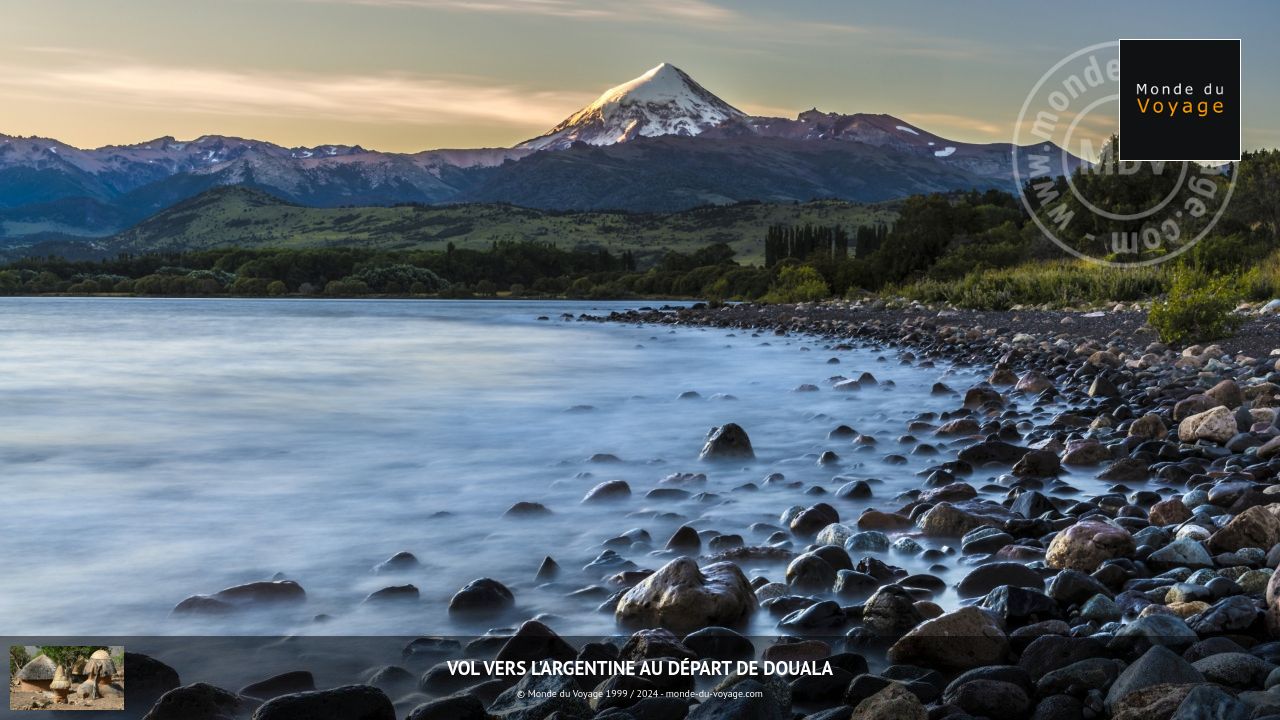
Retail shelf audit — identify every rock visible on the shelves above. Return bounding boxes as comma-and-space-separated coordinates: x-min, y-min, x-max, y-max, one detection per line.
497, 620, 578, 663
1113, 613, 1199, 650
1017, 635, 1107, 678
124, 652, 181, 712
1192, 652, 1273, 688
1046, 521, 1135, 572
1129, 413, 1169, 440
700, 424, 754, 460
1110, 684, 1196, 720
1016, 372, 1054, 394
1089, 374, 1120, 398
834, 570, 880, 600
505, 501, 552, 517
785, 553, 837, 592
489, 674, 589, 720
1061, 439, 1111, 465
1036, 658, 1122, 697
448, 578, 514, 616
943, 679, 1030, 720
1169, 684, 1250, 720
1046, 569, 1112, 606
957, 439, 1025, 464
1206, 379, 1244, 409
251, 685, 394, 720
1079, 594, 1122, 623
666, 526, 701, 553
683, 627, 754, 661
1011, 490, 1055, 518
363, 584, 418, 603
937, 418, 981, 435
857, 510, 913, 531
862, 585, 925, 637
850, 682, 926, 720
1104, 646, 1204, 711
1189, 595, 1261, 634
240, 671, 316, 701
175, 580, 306, 614
1149, 498, 1192, 526
979, 585, 1059, 625
957, 562, 1044, 598
583, 480, 631, 503
406, 695, 487, 720
917, 502, 988, 537
1012, 450, 1062, 478
886, 606, 1009, 671
364, 666, 414, 696
815, 523, 855, 547
373, 551, 419, 573
779, 600, 846, 631
1032, 694, 1085, 720
615, 557, 755, 633
845, 531, 891, 552
1207, 505, 1280, 553
791, 504, 840, 536
1148, 538, 1215, 570
1177, 406, 1237, 444
142, 683, 244, 720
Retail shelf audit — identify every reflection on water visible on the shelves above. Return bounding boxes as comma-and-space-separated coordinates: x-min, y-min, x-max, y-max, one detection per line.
0, 297, 1004, 637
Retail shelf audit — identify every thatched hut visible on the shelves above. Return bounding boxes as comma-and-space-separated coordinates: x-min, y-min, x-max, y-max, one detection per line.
15, 654, 57, 693
80, 649, 118, 700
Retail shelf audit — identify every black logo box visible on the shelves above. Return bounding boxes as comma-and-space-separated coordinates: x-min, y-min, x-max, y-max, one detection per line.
1119, 39, 1241, 162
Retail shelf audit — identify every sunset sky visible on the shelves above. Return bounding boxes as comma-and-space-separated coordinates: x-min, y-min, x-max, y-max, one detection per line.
3, 0, 1278, 153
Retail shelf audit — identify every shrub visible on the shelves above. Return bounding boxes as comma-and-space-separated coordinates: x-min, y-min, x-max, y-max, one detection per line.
763, 265, 831, 304
323, 278, 370, 296
1147, 266, 1243, 345
267, 280, 288, 296
352, 264, 447, 293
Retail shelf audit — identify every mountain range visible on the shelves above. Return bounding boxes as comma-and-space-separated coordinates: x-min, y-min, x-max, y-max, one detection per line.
0, 63, 1079, 250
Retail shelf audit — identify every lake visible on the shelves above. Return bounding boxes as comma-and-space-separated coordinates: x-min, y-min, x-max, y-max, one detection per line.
0, 297, 987, 638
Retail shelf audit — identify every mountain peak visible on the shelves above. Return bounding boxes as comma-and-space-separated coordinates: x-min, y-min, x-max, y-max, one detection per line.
517, 63, 744, 151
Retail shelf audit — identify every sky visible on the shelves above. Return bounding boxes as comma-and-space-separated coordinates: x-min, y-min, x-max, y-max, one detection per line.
2, 0, 1277, 153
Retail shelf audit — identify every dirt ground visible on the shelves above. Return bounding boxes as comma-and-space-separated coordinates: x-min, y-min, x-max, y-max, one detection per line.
9, 688, 125, 712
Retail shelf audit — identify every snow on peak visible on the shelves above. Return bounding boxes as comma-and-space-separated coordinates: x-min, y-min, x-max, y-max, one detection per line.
518, 63, 745, 151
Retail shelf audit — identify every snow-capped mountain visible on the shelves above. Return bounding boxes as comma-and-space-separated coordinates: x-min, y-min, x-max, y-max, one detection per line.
0, 62, 1082, 244
517, 63, 746, 151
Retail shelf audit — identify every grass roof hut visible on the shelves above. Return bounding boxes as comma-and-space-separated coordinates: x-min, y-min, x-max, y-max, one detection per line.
81, 649, 118, 700
15, 654, 57, 694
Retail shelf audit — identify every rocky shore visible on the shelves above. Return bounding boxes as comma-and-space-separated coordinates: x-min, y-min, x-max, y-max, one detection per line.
119, 299, 1280, 719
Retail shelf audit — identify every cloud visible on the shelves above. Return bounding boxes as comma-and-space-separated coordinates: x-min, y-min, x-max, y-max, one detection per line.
298, 0, 736, 22
900, 112, 1007, 137
0, 61, 592, 129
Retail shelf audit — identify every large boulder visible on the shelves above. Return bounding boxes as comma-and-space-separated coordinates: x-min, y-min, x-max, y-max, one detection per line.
1177, 406, 1237, 444
447, 578, 514, 616
124, 652, 181, 712
143, 683, 245, 720
174, 580, 306, 614
886, 606, 1010, 671
489, 674, 590, 720
1045, 521, 1135, 572
700, 424, 754, 460
1206, 505, 1280, 553
615, 557, 755, 633
252, 685, 394, 720
850, 682, 926, 720
1104, 646, 1204, 712
862, 585, 926, 637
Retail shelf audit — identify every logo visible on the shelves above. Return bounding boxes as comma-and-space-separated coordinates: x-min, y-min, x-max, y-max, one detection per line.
1012, 41, 1238, 267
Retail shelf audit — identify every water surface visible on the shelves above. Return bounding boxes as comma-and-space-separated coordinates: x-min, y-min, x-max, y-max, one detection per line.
0, 298, 994, 637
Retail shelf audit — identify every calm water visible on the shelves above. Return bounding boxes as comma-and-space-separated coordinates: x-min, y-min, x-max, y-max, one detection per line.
0, 297, 998, 638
